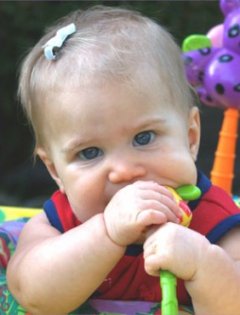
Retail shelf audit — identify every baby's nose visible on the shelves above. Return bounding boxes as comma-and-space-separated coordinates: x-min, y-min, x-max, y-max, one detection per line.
108, 159, 147, 184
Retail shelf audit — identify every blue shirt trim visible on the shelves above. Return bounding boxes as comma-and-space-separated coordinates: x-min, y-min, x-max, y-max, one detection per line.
188, 170, 211, 210
43, 199, 64, 233
125, 244, 143, 256
207, 214, 240, 243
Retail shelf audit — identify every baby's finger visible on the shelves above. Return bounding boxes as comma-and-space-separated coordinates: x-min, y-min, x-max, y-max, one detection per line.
136, 209, 168, 227
135, 181, 176, 200
137, 189, 182, 218
141, 199, 180, 223
144, 254, 165, 277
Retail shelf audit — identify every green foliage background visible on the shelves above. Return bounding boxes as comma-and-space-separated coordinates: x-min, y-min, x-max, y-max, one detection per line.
0, 1, 230, 205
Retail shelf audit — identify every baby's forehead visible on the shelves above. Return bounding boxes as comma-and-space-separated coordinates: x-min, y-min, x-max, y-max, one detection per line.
36, 57, 190, 130
38, 57, 170, 103
33, 53, 190, 147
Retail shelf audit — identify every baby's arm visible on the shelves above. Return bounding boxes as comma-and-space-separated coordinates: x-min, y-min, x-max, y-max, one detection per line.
188, 227, 240, 315
7, 212, 125, 315
7, 181, 180, 315
144, 223, 240, 315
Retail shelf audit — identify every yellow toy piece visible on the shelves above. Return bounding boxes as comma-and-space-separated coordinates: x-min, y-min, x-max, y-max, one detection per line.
0, 206, 41, 223
165, 187, 192, 227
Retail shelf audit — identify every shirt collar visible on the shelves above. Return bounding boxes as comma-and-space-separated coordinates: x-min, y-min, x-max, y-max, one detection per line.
188, 170, 211, 210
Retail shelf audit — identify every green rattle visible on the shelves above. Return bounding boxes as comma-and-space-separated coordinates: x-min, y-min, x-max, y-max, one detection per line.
160, 184, 201, 315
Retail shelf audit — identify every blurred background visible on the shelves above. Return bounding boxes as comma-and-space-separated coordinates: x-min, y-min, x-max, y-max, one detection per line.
1, 0, 239, 207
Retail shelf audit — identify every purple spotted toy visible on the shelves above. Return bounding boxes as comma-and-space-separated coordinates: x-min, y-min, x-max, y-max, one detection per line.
183, 0, 240, 108
182, 0, 240, 194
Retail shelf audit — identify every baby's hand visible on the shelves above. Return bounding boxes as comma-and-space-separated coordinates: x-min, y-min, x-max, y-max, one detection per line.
104, 181, 182, 246
143, 222, 210, 280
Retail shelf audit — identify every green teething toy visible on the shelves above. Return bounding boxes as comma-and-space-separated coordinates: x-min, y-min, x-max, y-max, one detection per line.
160, 184, 201, 315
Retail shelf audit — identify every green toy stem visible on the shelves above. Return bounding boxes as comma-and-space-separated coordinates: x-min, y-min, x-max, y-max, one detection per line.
160, 184, 201, 315
160, 270, 178, 315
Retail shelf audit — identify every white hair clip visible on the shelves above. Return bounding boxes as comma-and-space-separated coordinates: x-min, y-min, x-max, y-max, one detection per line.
43, 23, 76, 60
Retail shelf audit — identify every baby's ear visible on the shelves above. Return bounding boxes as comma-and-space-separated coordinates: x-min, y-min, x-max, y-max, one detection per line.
36, 147, 65, 193
188, 107, 201, 161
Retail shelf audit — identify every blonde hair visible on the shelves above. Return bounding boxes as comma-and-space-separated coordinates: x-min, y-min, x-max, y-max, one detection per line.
18, 5, 194, 147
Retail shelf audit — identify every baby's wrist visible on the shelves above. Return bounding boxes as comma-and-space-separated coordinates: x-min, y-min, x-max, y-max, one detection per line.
185, 233, 212, 283
99, 213, 126, 251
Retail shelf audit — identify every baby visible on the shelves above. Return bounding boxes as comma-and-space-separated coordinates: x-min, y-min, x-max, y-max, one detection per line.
7, 5, 240, 315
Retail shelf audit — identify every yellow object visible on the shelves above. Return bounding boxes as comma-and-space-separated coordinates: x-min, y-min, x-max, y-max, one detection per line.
0, 206, 41, 222
166, 187, 182, 203
165, 186, 192, 227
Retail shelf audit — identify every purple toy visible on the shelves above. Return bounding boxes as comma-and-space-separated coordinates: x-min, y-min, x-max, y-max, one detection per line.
182, 0, 240, 194
183, 0, 240, 109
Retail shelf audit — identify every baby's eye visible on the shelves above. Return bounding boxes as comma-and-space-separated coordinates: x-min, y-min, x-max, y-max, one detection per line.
78, 147, 103, 160
133, 131, 155, 146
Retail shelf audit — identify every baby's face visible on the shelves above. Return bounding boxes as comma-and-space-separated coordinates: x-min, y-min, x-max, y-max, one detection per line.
40, 78, 200, 222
